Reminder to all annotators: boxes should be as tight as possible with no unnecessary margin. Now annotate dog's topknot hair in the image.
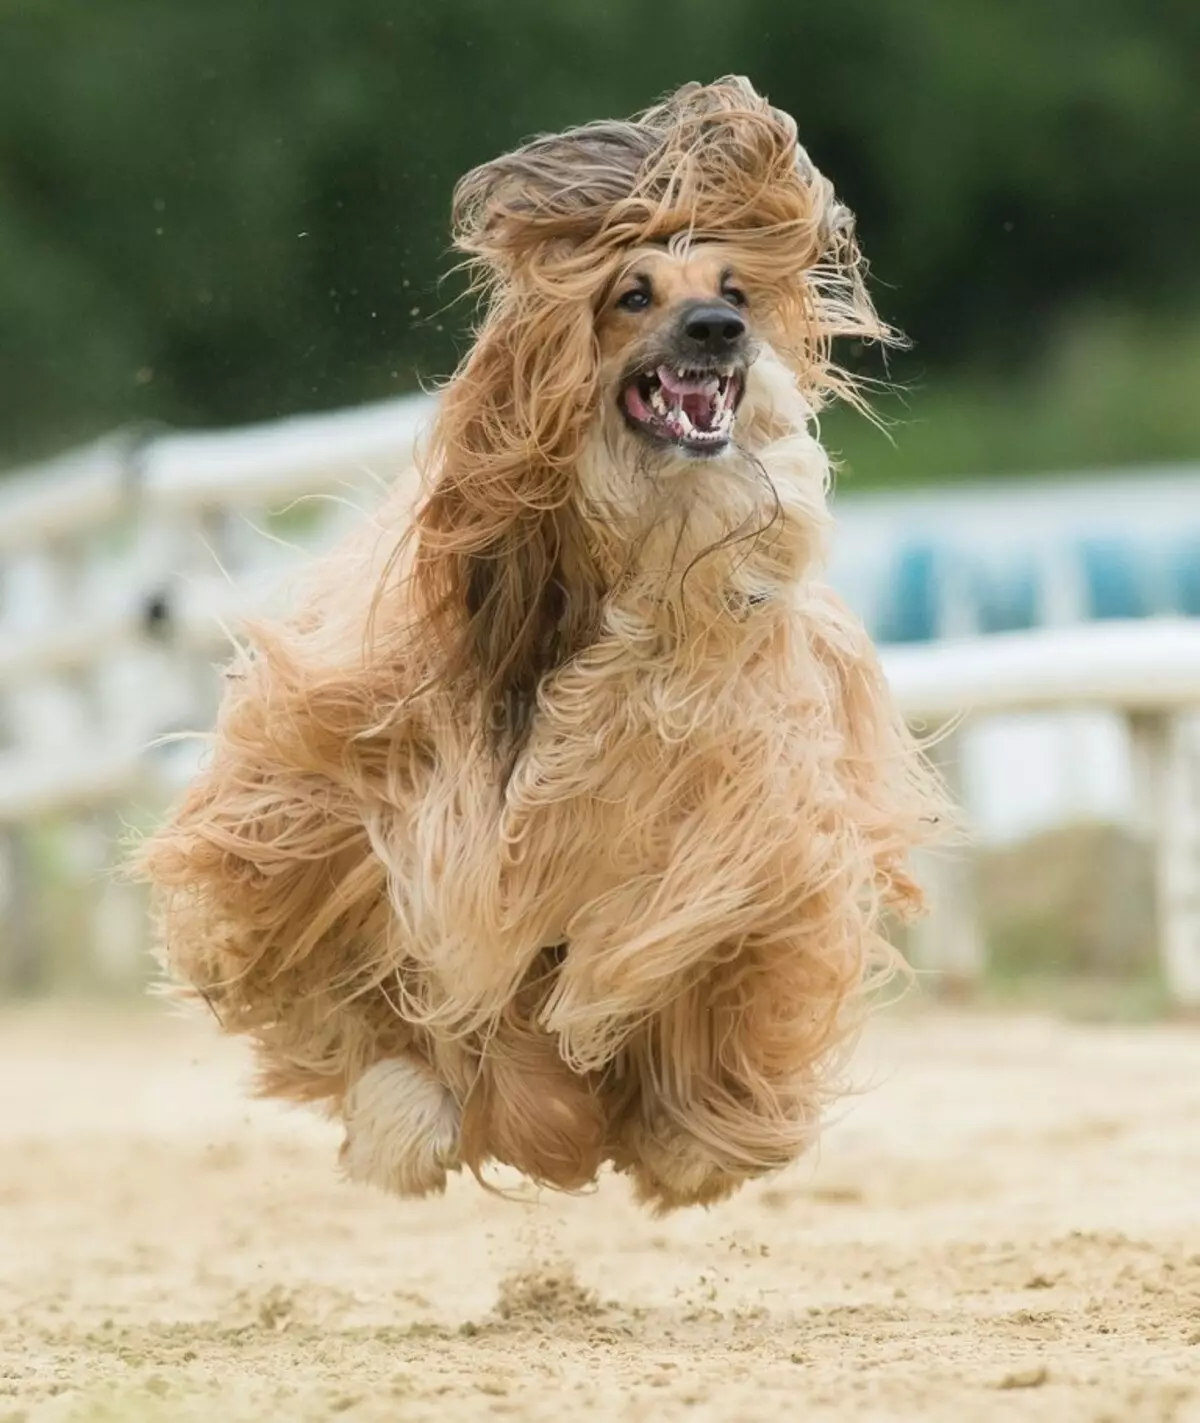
[452,75,855,278]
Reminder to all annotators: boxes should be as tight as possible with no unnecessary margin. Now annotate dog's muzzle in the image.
[620,302,750,455]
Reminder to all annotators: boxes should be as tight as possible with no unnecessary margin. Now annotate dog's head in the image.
[603,242,754,460]
[409,77,893,742]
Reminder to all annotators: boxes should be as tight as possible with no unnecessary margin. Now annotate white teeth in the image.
[671,367,719,394]
[675,404,734,443]
[633,367,739,446]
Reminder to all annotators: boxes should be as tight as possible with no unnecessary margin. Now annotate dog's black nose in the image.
[680,302,746,356]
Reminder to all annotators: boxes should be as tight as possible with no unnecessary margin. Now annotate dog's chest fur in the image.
[394,591,846,986]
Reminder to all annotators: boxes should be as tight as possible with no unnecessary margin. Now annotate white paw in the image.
[340,1057,462,1198]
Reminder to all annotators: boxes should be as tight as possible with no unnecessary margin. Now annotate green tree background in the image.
[2,0,1198,483]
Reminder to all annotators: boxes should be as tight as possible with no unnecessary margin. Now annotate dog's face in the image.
[597,243,758,463]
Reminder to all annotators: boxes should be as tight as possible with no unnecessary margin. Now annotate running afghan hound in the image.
[137,76,948,1213]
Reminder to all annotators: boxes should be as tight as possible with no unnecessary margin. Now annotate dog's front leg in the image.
[338,1054,462,1197]
[606,958,827,1213]
[615,1093,811,1215]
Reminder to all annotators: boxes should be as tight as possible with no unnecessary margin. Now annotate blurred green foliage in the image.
[1,0,1198,480]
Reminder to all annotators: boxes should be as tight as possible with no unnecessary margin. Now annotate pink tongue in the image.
[657,365,713,397]
[682,391,714,427]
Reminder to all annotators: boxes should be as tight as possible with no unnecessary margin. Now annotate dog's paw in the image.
[620,1117,766,1214]
[340,1057,461,1198]
[628,1148,744,1215]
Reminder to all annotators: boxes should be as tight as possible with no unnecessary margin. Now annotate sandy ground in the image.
[2,1005,1199,1423]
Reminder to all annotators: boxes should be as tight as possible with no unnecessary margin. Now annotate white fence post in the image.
[0,827,39,993]
[908,727,987,988]
[1130,711,1200,1006]
[0,554,38,991]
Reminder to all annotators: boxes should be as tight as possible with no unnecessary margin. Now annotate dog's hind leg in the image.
[454,955,610,1193]
[459,1023,608,1192]
[339,1054,462,1197]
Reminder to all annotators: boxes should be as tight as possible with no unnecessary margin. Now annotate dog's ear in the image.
[411,289,607,752]
[458,496,604,749]
[778,142,896,407]
[453,123,655,275]
[789,140,859,270]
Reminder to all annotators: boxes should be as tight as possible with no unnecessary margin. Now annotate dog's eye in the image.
[722,284,748,308]
[617,286,651,312]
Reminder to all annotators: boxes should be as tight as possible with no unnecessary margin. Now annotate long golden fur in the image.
[136,77,949,1213]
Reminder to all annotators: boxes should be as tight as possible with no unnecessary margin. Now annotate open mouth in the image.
[621,364,745,452]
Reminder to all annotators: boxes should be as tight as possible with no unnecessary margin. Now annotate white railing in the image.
[2,395,1199,1002]
[887,623,1200,1002]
